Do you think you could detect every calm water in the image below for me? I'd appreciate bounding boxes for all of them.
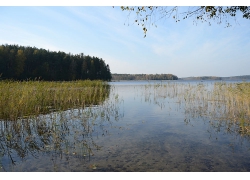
[1,80,250,172]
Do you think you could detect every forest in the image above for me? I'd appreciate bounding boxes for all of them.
[0,44,112,81]
[111,73,178,81]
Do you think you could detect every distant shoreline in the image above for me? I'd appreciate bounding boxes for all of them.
[178,75,250,81]
[111,74,250,81]
[111,73,178,81]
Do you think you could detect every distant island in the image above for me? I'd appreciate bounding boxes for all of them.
[111,74,250,81]
[111,73,178,81]
[179,75,250,81]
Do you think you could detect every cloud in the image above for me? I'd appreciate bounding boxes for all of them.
[1,6,249,77]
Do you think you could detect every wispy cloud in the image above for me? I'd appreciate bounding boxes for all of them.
[1,6,249,77]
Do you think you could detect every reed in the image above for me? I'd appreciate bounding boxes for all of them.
[0,84,121,166]
[0,80,110,120]
[141,81,250,135]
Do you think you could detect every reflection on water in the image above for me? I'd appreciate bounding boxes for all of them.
[1,80,250,171]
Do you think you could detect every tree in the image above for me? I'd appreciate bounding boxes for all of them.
[69,59,77,80]
[0,44,112,81]
[119,6,250,37]
[81,59,88,79]
[105,64,112,81]
[14,49,26,78]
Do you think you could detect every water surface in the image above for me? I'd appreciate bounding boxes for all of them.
[1,80,250,171]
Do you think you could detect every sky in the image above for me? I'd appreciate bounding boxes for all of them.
[0,1,250,78]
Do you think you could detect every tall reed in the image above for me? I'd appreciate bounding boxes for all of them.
[0,84,121,167]
[141,81,250,135]
[0,80,110,120]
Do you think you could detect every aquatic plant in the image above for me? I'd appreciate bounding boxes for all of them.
[140,81,250,135]
[0,85,123,169]
[0,80,110,120]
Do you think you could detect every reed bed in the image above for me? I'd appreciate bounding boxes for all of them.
[0,85,121,166]
[0,80,110,120]
[141,81,250,135]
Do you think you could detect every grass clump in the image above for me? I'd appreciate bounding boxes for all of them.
[0,80,110,120]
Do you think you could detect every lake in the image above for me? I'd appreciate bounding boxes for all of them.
[1,80,250,171]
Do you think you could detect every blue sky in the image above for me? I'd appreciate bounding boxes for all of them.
[1,1,250,78]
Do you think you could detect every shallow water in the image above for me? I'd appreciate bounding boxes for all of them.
[1,80,250,172]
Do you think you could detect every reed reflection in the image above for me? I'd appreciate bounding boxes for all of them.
[139,82,250,137]
[0,85,124,171]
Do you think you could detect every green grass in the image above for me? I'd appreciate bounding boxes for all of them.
[0,80,110,120]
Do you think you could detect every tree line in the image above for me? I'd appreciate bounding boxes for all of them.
[179,75,250,81]
[0,44,112,81]
[112,73,178,81]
